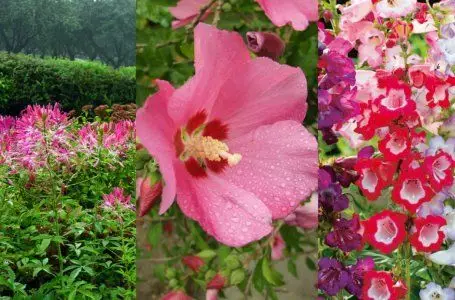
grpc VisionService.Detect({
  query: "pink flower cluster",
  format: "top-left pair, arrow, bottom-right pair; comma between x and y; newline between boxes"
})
0,104 -> 135,176
78,120 -> 135,157
102,187 -> 134,209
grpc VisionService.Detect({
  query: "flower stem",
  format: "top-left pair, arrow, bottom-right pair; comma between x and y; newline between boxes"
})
405,241 -> 411,300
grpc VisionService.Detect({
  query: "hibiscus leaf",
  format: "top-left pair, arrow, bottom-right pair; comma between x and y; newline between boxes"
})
261,258 -> 284,286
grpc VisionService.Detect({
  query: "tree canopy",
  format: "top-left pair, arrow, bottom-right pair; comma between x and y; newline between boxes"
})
0,0 -> 135,67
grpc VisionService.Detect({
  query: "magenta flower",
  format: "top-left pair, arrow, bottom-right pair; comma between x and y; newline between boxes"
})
137,24 -> 317,246
102,187 -> 134,209
256,0 -> 318,31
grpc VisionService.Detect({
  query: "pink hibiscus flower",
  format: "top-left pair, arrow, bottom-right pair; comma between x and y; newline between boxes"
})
256,0 -> 318,31
137,23 -> 317,247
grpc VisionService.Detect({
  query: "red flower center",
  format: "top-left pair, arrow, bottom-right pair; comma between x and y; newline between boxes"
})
173,110 -> 241,178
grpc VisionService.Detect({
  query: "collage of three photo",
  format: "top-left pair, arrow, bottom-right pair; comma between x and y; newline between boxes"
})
0,0 -> 454,299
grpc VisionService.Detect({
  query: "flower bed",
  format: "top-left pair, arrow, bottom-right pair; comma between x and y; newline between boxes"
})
318,0 -> 455,299
0,104 -> 136,298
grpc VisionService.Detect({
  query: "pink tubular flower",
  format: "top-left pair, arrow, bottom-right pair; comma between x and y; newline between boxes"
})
102,187 -> 134,209
363,210 -> 407,254
255,0 -> 318,31
137,24 -> 317,247
362,271 -> 398,300
355,158 -> 396,201
392,170 -> 434,213
205,289 -> 218,300
410,215 -> 446,253
375,0 -> 417,18
169,0 -> 212,29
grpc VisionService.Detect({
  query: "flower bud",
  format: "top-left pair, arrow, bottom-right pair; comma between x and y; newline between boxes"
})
137,178 -> 163,217
246,32 -> 285,61
207,274 -> 226,290
182,255 -> 205,272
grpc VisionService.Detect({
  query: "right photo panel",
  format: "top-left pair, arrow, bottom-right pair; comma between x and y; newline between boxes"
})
136,0 -> 319,299
318,0 -> 455,299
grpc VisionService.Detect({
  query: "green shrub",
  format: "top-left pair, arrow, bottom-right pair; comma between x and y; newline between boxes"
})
0,52 -> 135,115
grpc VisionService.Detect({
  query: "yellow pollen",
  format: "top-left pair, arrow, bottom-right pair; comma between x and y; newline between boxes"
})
184,135 -> 242,166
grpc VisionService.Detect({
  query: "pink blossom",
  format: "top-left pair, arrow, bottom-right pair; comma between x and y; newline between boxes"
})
256,0 -> 318,31
102,187 -> 134,209
137,24 -> 317,246
339,0 -> 373,25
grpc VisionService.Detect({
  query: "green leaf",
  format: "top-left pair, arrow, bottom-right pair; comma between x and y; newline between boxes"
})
230,269 -> 245,285
197,249 -> 217,260
38,238 -> 51,252
305,257 -> 316,271
261,258 -> 284,286
147,223 -> 163,247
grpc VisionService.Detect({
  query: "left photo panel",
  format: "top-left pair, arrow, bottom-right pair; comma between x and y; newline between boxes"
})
0,0 -> 137,298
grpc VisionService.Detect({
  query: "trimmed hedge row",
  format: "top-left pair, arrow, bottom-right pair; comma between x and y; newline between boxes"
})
0,52 -> 135,115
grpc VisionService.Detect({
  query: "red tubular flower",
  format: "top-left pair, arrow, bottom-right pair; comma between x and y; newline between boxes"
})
362,271 -> 398,300
374,86 -> 415,121
392,170 -> 434,213
378,127 -> 412,161
182,255 -> 205,272
355,158 -> 396,201
364,210 -> 407,254
424,151 -> 454,192
393,280 -> 408,299
410,215 -> 446,253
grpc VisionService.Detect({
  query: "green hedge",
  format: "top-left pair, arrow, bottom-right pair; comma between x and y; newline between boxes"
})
0,52 -> 135,115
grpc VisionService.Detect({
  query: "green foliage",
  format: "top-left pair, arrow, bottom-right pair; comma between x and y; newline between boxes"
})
0,52 -> 135,115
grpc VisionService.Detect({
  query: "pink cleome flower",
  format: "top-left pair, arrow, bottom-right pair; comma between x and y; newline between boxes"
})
102,187 -> 134,209
137,23 -> 317,247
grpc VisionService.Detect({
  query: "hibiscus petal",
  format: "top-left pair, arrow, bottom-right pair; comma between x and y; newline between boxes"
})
178,174 -> 273,247
223,121 -> 318,219
211,58 -> 308,139
137,80 -> 178,214
256,0 -> 318,31
169,0 -> 211,20
168,23 -> 250,126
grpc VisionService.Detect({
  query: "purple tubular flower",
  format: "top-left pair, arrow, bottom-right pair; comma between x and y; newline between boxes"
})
319,50 -> 356,90
318,258 -> 350,296
319,182 -> 349,213
325,215 -> 362,252
346,257 -> 375,298
246,32 -> 285,61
